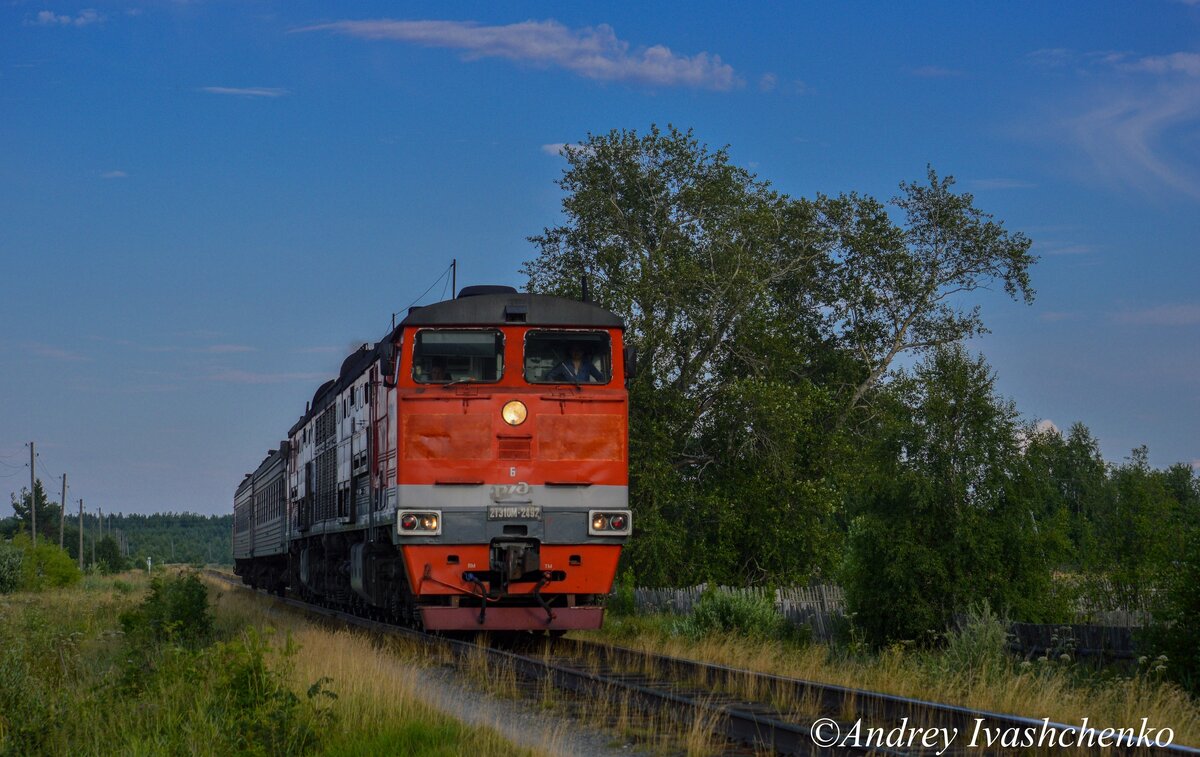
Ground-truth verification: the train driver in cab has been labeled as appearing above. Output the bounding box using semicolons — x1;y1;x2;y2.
549;343;605;383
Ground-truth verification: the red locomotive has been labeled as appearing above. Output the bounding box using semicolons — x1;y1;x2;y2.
234;285;632;631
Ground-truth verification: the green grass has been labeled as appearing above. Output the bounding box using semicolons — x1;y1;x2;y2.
323;722;504;756
0;571;539;757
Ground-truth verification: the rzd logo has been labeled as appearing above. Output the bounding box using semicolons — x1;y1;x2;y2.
490;482;531;502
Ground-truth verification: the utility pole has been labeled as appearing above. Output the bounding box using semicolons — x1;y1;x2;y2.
59;473;67;549
78;499;84;571
29;442;36;546
92;507;99;567
451;258;457;298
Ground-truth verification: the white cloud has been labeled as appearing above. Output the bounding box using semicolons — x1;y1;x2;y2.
970;178;1036;190
909;65;966;78
31;9;104;26
1113;303;1200;326
1047;79;1200;199
1026;48;1128;71
1035;419;1061;435
1035;240;1094;256
1121;53;1200;77
758;72;777;92
194;344;257;354
539;142;595;158
1019;418;1062;451
292;345;344;354
1039;311;1080;322
206;369;328;384
1027;47;1200;198
296;18;740;91
200;86;289;98
31;344;89;361
100;170;128;179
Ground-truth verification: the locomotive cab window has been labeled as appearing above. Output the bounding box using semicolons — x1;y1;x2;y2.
524;331;611;384
413;330;504;384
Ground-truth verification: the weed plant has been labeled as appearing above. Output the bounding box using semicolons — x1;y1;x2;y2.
673;586;808;644
0;534;80;593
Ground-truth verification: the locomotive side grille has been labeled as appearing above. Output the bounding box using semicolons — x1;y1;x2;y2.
316;406;336;444
316;448;336;520
498;437;532;460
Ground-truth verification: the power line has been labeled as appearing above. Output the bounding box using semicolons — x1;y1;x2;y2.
392;262;455;327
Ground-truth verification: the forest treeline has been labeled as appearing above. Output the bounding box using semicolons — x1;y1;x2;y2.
522;126;1198;665
1;489;231;573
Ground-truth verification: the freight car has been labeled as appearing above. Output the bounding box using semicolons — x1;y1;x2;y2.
233;285;633;632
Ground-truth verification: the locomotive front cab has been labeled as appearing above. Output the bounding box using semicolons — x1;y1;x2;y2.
393;291;630;631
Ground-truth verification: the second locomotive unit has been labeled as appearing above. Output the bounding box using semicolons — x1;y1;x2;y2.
233;285;633;631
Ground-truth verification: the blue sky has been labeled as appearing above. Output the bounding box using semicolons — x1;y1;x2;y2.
2;1;1198;515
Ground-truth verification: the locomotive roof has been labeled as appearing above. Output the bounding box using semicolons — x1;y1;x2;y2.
236;444;286;495
400;292;624;329
286;290;623;437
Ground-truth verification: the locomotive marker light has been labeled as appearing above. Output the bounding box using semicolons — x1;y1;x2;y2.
501;399;527;426
398;510;442;535
588;510;633;536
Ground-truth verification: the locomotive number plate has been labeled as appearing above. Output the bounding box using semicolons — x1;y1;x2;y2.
487;505;542;520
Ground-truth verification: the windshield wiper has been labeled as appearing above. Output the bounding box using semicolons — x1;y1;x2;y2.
441;377;477;389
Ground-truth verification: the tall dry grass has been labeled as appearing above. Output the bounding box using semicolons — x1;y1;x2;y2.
582;613;1200;746
207;582;551;756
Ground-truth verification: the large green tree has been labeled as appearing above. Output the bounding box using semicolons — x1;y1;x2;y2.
524;125;1036;586
1095;447;1182;610
844;346;1061;644
9;479;62;546
820;171;1035;421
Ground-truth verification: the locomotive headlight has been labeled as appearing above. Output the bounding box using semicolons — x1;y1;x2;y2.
589;510;632;536
397;510;442;535
501;400;528;426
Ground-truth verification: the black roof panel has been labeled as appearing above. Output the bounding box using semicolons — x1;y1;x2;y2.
400;292;623;328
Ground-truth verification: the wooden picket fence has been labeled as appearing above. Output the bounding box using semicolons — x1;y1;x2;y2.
628;583;1142;656
632;583;846;642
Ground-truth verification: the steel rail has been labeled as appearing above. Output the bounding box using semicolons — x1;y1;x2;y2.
204;571;1198;756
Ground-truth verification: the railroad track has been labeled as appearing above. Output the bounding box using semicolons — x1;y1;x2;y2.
205;570;1198;755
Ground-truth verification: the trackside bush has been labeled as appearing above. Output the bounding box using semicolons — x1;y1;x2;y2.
120;571;213;647
204;630;335;755
608;569;636;616
0;544;21;593
935;603;1011;678
675;587;803;642
1145;528;1200;695
8;534;80;592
